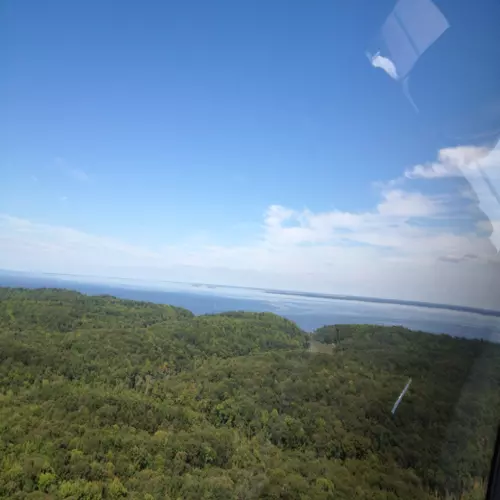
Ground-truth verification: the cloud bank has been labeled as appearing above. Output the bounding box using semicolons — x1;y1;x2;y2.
2;144;499;311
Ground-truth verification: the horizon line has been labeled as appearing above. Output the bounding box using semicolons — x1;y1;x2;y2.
1;268;499;318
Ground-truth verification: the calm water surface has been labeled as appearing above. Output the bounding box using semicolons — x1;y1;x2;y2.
1;274;499;341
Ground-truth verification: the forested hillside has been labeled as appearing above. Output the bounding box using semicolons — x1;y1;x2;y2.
0;288;499;499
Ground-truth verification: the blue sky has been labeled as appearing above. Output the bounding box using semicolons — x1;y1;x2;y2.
1;0;499;308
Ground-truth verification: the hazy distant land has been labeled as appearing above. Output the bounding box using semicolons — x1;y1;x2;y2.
1;269;499;318
262;289;500;318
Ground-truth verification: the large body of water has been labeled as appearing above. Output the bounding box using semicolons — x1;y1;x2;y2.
1;274;499;342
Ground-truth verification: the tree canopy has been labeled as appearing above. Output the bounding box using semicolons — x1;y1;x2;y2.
0;287;498;499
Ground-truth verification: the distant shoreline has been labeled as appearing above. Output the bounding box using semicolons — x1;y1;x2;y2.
263;289;500;318
1;269;499;318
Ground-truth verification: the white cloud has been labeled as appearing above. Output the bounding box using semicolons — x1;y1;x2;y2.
477;219;500;252
1;178;498;309
405;146;500;179
2;146;500;310
369;52;399;80
405;162;458;180
376;189;444;217
404;145;500;252
261;189;449;251
0;215;158;265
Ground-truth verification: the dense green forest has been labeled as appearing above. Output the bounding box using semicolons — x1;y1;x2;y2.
0;287;499;499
